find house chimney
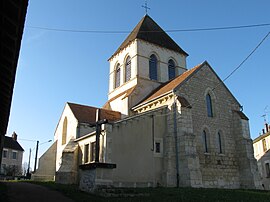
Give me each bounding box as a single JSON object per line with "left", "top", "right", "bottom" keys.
{"left": 266, "top": 123, "right": 269, "bottom": 133}
{"left": 262, "top": 129, "right": 265, "bottom": 134}
{"left": 12, "top": 132, "right": 17, "bottom": 141}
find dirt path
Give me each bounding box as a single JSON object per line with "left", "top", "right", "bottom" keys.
{"left": 5, "top": 182, "right": 74, "bottom": 202}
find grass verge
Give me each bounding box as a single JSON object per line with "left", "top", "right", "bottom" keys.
{"left": 26, "top": 181, "right": 270, "bottom": 202}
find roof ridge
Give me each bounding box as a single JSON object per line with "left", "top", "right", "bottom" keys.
{"left": 109, "top": 15, "right": 188, "bottom": 60}
{"left": 133, "top": 62, "right": 204, "bottom": 108}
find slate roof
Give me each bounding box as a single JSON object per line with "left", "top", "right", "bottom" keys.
{"left": 110, "top": 15, "right": 188, "bottom": 60}
{"left": 68, "top": 102, "right": 121, "bottom": 124}
{"left": 134, "top": 62, "right": 203, "bottom": 108}
{"left": 4, "top": 136, "right": 24, "bottom": 151}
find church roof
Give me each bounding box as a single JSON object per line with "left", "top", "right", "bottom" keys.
{"left": 110, "top": 15, "right": 188, "bottom": 60}
{"left": 68, "top": 102, "right": 121, "bottom": 124}
{"left": 135, "top": 62, "right": 203, "bottom": 108}
{"left": 4, "top": 136, "right": 24, "bottom": 151}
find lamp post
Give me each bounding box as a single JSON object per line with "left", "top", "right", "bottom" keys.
{"left": 33, "top": 140, "right": 52, "bottom": 172}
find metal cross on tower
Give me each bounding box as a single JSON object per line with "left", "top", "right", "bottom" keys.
{"left": 142, "top": 0, "right": 150, "bottom": 14}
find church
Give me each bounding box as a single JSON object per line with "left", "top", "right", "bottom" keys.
{"left": 34, "top": 15, "right": 261, "bottom": 191}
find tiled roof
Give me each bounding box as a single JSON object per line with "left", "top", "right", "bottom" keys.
{"left": 4, "top": 136, "right": 24, "bottom": 151}
{"left": 110, "top": 15, "right": 188, "bottom": 60}
{"left": 103, "top": 86, "right": 136, "bottom": 110}
{"left": 68, "top": 102, "right": 121, "bottom": 124}
{"left": 135, "top": 62, "right": 203, "bottom": 107}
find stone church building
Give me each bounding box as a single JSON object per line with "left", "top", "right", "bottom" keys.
{"left": 35, "top": 15, "right": 260, "bottom": 191}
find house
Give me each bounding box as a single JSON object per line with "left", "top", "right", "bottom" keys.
{"left": 37, "top": 15, "right": 261, "bottom": 191}
{"left": 253, "top": 123, "right": 270, "bottom": 190}
{"left": 0, "top": 132, "right": 24, "bottom": 176}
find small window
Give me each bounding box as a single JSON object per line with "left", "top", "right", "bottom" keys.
{"left": 206, "top": 94, "right": 213, "bottom": 117}
{"left": 149, "top": 54, "right": 158, "bottom": 80}
{"left": 266, "top": 163, "right": 270, "bottom": 178}
{"left": 125, "top": 56, "right": 131, "bottom": 82}
{"left": 155, "top": 142, "right": 161, "bottom": 153}
{"left": 218, "top": 132, "right": 222, "bottom": 154}
{"left": 203, "top": 130, "right": 208, "bottom": 153}
{"left": 3, "top": 150, "right": 7, "bottom": 158}
{"left": 84, "top": 144, "right": 89, "bottom": 163}
{"left": 62, "top": 117, "right": 67, "bottom": 145}
{"left": 262, "top": 139, "right": 267, "bottom": 152}
{"left": 12, "top": 151, "right": 17, "bottom": 160}
{"left": 168, "top": 59, "right": 176, "bottom": 80}
{"left": 90, "top": 142, "right": 96, "bottom": 162}
{"left": 115, "top": 64, "right": 121, "bottom": 88}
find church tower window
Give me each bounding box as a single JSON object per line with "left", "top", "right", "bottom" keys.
{"left": 125, "top": 56, "right": 131, "bottom": 82}
{"left": 168, "top": 59, "right": 176, "bottom": 80}
{"left": 203, "top": 130, "right": 208, "bottom": 153}
{"left": 149, "top": 54, "right": 158, "bottom": 80}
{"left": 62, "top": 117, "right": 67, "bottom": 145}
{"left": 206, "top": 93, "right": 213, "bottom": 117}
{"left": 115, "top": 63, "right": 121, "bottom": 88}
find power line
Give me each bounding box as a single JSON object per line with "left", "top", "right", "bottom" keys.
{"left": 213, "top": 31, "right": 270, "bottom": 91}
{"left": 26, "top": 22, "right": 270, "bottom": 34}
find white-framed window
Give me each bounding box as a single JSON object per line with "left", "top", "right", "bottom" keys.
{"left": 12, "top": 151, "right": 17, "bottom": 160}
{"left": 3, "top": 149, "right": 8, "bottom": 158}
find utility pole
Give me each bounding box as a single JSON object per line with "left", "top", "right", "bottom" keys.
{"left": 27, "top": 148, "right": 31, "bottom": 177}
{"left": 34, "top": 140, "right": 39, "bottom": 172}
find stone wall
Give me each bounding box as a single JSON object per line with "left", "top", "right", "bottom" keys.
{"left": 175, "top": 63, "right": 259, "bottom": 189}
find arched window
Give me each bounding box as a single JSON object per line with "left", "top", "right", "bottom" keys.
{"left": 149, "top": 54, "right": 158, "bottom": 80}
{"left": 115, "top": 63, "right": 121, "bottom": 88}
{"left": 203, "top": 130, "right": 208, "bottom": 153}
{"left": 125, "top": 56, "right": 131, "bottom": 82}
{"left": 206, "top": 93, "right": 213, "bottom": 117}
{"left": 217, "top": 132, "right": 222, "bottom": 153}
{"left": 168, "top": 59, "right": 176, "bottom": 80}
{"left": 62, "top": 117, "right": 67, "bottom": 145}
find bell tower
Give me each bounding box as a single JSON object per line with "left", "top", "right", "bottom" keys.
{"left": 104, "top": 15, "right": 188, "bottom": 116}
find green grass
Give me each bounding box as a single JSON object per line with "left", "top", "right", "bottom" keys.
{"left": 25, "top": 181, "right": 270, "bottom": 202}
{"left": 0, "top": 181, "right": 9, "bottom": 202}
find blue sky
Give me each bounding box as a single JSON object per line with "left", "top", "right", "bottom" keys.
{"left": 7, "top": 0, "right": 270, "bottom": 169}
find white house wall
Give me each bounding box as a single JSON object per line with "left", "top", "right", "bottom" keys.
{"left": 55, "top": 104, "right": 79, "bottom": 171}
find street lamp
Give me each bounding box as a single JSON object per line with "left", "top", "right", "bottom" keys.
{"left": 33, "top": 140, "right": 52, "bottom": 172}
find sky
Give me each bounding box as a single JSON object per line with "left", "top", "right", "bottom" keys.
{"left": 7, "top": 0, "right": 270, "bottom": 170}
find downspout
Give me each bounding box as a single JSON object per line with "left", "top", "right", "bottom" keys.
{"left": 151, "top": 115, "right": 155, "bottom": 151}
{"left": 151, "top": 114, "right": 155, "bottom": 186}
{"left": 173, "top": 101, "right": 180, "bottom": 187}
